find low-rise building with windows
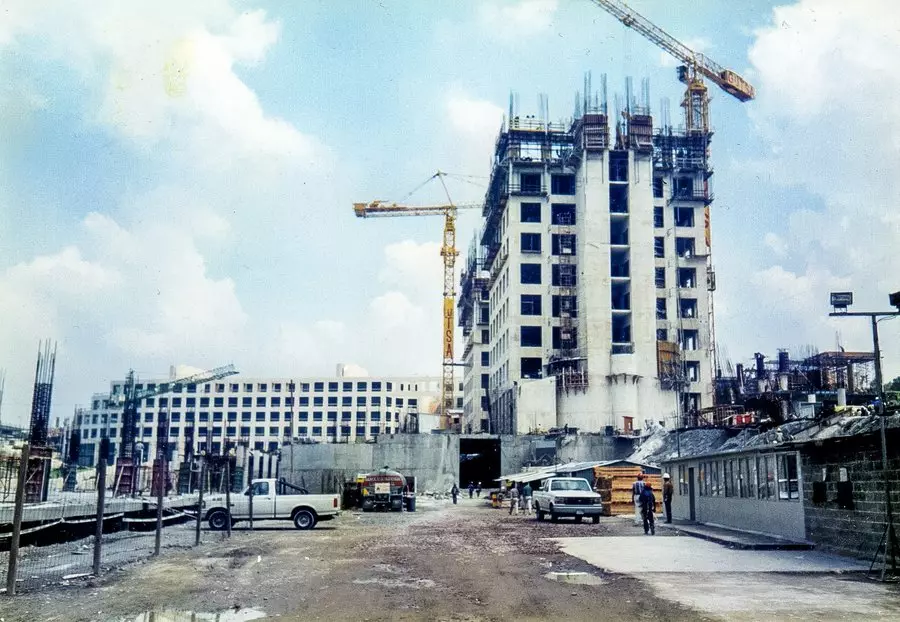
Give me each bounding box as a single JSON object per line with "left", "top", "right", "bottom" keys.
{"left": 71, "top": 371, "right": 441, "bottom": 467}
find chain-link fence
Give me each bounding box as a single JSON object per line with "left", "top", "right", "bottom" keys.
{"left": 1, "top": 444, "right": 239, "bottom": 594}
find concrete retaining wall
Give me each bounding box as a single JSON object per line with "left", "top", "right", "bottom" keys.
{"left": 283, "top": 433, "right": 635, "bottom": 494}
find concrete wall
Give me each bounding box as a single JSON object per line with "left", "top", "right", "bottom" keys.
{"left": 516, "top": 377, "right": 556, "bottom": 434}
{"left": 283, "top": 433, "right": 635, "bottom": 494}
{"left": 802, "top": 430, "right": 900, "bottom": 561}
{"left": 664, "top": 451, "right": 806, "bottom": 541}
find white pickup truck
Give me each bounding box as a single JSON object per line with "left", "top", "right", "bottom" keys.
{"left": 203, "top": 478, "right": 341, "bottom": 530}
{"left": 532, "top": 477, "right": 603, "bottom": 524}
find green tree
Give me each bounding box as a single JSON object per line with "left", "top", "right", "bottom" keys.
{"left": 885, "top": 376, "right": 900, "bottom": 392}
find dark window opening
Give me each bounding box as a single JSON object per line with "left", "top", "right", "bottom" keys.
{"left": 609, "top": 151, "right": 628, "bottom": 182}
{"left": 611, "top": 282, "right": 631, "bottom": 311}
{"left": 520, "top": 263, "right": 542, "bottom": 284}
{"left": 551, "top": 174, "right": 576, "bottom": 195}
{"left": 653, "top": 177, "right": 664, "bottom": 198}
{"left": 520, "top": 202, "right": 541, "bottom": 223}
{"left": 675, "top": 207, "right": 695, "bottom": 227}
{"left": 654, "top": 236, "right": 665, "bottom": 258}
{"left": 520, "top": 326, "right": 542, "bottom": 348}
{"left": 611, "top": 248, "right": 629, "bottom": 277}
{"left": 676, "top": 237, "right": 696, "bottom": 257}
{"left": 552, "top": 326, "right": 577, "bottom": 350}
{"left": 520, "top": 172, "right": 542, "bottom": 194}
{"left": 552, "top": 233, "right": 576, "bottom": 255}
{"left": 521, "top": 294, "right": 542, "bottom": 315}
{"left": 680, "top": 298, "right": 698, "bottom": 318}
{"left": 552, "top": 295, "right": 577, "bottom": 318}
{"left": 654, "top": 206, "right": 664, "bottom": 228}
{"left": 655, "top": 267, "right": 666, "bottom": 289}
{"left": 552, "top": 264, "right": 576, "bottom": 287}
{"left": 521, "top": 357, "right": 543, "bottom": 379}
{"left": 610, "top": 219, "right": 628, "bottom": 245}
{"left": 609, "top": 184, "right": 628, "bottom": 213}
{"left": 678, "top": 267, "right": 697, "bottom": 288}
{"left": 551, "top": 203, "right": 576, "bottom": 225}
{"left": 521, "top": 232, "right": 542, "bottom": 254}
{"left": 656, "top": 298, "right": 667, "bottom": 320}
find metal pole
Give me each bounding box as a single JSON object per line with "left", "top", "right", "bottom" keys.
{"left": 872, "top": 316, "right": 898, "bottom": 578}
{"left": 6, "top": 443, "right": 30, "bottom": 595}
{"left": 154, "top": 455, "right": 165, "bottom": 556}
{"left": 248, "top": 474, "right": 254, "bottom": 531}
{"left": 225, "top": 458, "right": 232, "bottom": 538}
{"left": 194, "top": 457, "right": 205, "bottom": 546}
{"left": 93, "top": 439, "right": 108, "bottom": 576}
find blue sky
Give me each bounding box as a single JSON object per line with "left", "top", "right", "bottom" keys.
{"left": 1, "top": 0, "right": 898, "bottom": 426}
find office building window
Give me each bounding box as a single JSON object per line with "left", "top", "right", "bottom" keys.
{"left": 519, "top": 203, "right": 541, "bottom": 222}
{"left": 551, "top": 203, "right": 576, "bottom": 225}
{"left": 551, "top": 174, "right": 576, "bottom": 195}
{"left": 654, "top": 236, "right": 665, "bottom": 258}
{"left": 655, "top": 267, "right": 666, "bottom": 289}
{"left": 654, "top": 206, "right": 664, "bottom": 228}
{"left": 521, "top": 232, "right": 542, "bottom": 254}
{"left": 676, "top": 237, "right": 696, "bottom": 257}
{"left": 521, "top": 294, "right": 541, "bottom": 315}
{"left": 520, "top": 326, "right": 542, "bottom": 347}
{"left": 520, "top": 263, "right": 541, "bottom": 284}
{"left": 521, "top": 357, "right": 542, "bottom": 379}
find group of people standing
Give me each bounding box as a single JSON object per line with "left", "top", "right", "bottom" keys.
{"left": 449, "top": 481, "right": 483, "bottom": 504}
{"left": 504, "top": 481, "right": 532, "bottom": 515}
{"left": 631, "top": 472, "right": 674, "bottom": 535}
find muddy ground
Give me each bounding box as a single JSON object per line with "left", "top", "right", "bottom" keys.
{"left": 3, "top": 498, "right": 708, "bottom": 622}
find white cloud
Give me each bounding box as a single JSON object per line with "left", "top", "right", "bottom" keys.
{"left": 477, "top": 0, "right": 559, "bottom": 42}
{"left": 444, "top": 90, "right": 505, "bottom": 179}
{"left": 732, "top": 0, "right": 900, "bottom": 376}
{"left": 762, "top": 232, "right": 789, "bottom": 257}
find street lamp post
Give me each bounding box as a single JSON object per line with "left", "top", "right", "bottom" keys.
{"left": 829, "top": 290, "right": 900, "bottom": 579}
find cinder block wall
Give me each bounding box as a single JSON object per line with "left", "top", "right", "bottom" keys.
{"left": 802, "top": 430, "right": 900, "bottom": 561}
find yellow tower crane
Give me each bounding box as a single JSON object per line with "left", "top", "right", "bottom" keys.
{"left": 353, "top": 173, "right": 481, "bottom": 429}
{"left": 589, "top": 0, "right": 755, "bottom": 132}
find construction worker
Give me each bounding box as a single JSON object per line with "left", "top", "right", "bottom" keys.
{"left": 662, "top": 473, "right": 674, "bottom": 524}
{"left": 451, "top": 483, "right": 459, "bottom": 505}
{"left": 476, "top": 481, "right": 482, "bottom": 497}
{"left": 508, "top": 484, "right": 520, "bottom": 516}
{"left": 468, "top": 481, "right": 475, "bottom": 499}
{"left": 632, "top": 473, "right": 645, "bottom": 526}
{"left": 522, "top": 481, "right": 533, "bottom": 513}
{"left": 640, "top": 483, "right": 657, "bottom": 535}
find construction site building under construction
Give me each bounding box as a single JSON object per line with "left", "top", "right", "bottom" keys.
{"left": 458, "top": 77, "right": 716, "bottom": 436}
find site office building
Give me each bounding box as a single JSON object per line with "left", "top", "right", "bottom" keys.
{"left": 461, "top": 100, "right": 715, "bottom": 435}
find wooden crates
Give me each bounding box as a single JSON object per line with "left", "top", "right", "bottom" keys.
{"left": 594, "top": 465, "right": 661, "bottom": 516}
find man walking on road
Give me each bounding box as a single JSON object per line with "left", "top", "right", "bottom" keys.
{"left": 451, "top": 483, "right": 459, "bottom": 505}
{"left": 662, "top": 473, "right": 674, "bottom": 524}
{"left": 640, "top": 483, "right": 657, "bottom": 535}
{"left": 508, "top": 484, "right": 520, "bottom": 515}
{"left": 522, "top": 482, "right": 533, "bottom": 513}
{"left": 468, "top": 481, "right": 475, "bottom": 499}
{"left": 632, "top": 473, "right": 645, "bottom": 526}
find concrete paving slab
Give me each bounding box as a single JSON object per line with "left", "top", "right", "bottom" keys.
{"left": 552, "top": 536, "right": 868, "bottom": 573}
{"left": 658, "top": 520, "right": 815, "bottom": 550}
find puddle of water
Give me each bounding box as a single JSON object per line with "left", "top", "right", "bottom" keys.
{"left": 544, "top": 571, "right": 606, "bottom": 586}
{"left": 122, "top": 607, "right": 266, "bottom": 621}
{"left": 353, "top": 577, "right": 436, "bottom": 589}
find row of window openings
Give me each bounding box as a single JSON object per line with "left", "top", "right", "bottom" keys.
{"left": 656, "top": 297, "right": 698, "bottom": 319}
{"left": 655, "top": 328, "right": 700, "bottom": 351}
{"left": 520, "top": 202, "right": 577, "bottom": 224}
{"left": 655, "top": 236, "right": 696, "bottom": 258}
{"left": 123, "top": 425, "right": 398, "bottom": 439}
{"left": 689, "top": 454, "right": 799, "bottom": 501}
{"left": 110, "top": 395, "right": 408, "bottom": 410}
{"left": 654, "top": 206, "right": 696, "bottom": 229}
{"left": 519, "top": 294, "right": 576, "bottom": 318}
{"left": 77, "top": 406, "right": 414, "bottom": 426}
{"left": 107, "top": 380, "right": 408, "bottom": 401}
{"left": 520, "top": 263, "right": 577, "bottom": 286}
{"left": 520, "top": 233, "right": 576, "bottom": 255}
{"left": 655, "top": 267, "right": 698, "bottom": 289}
{"left": 515, "top": 174, "right": 576, "bottom": 196}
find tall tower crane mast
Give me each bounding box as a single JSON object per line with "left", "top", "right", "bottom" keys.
{"left": 589, "top": 0, "right": 755, "bottom": 132}
{"left": 354, "top": 175, "right": 481, "bottom": 428}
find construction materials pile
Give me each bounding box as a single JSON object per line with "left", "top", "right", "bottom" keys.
{"left": 593, "top": 465, "right": 661, "bottom": 516}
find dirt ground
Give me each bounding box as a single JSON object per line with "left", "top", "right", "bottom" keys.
{"left": 2, "top": 498, "right": 711, "bottom": 622}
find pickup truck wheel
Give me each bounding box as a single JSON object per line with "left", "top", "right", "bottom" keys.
{"left": 592, "top": 515, "right": 600, "bottom": 524}
{"left": 207, "top": 510, "right": 229, "bottom": 531}
{"left": 549, "top": 507, "right": 559, "bottom": 523}
{"left": 293, "top": 509, "right": 317, "bottom": 530}
{"left": 535, "top": 505, "right": 545, "bottom": 521}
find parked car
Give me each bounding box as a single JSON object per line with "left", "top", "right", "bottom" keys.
{"left": 532, "top": 477, "right": 603, "bottom": 523}
{"left": 203, "top": 478, "right": 341, "bottom": 530}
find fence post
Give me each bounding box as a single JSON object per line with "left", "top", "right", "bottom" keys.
{"left": 248, "top": 476, "right": 254, "bottom": 531}
{"left": 153, "top": 456, "right": 165, "bottom": 556}
{"left": 5, "top": 443, "right": 30, "bottom": 596}
{"left": 93, "top": 439, "right": 109, "bottom": 577}
{"left": 194, "top": 458, "right": 205, "bottom": 547}
{"left": 225, "top": 458, "right": 232, "bottom": 538}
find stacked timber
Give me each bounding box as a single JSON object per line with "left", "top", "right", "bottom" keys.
{"left": 593, "top": 465, "right": 661, "bottom": 516}
{"left": 595, "top": 476, "right": 613, "bottom": 516}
